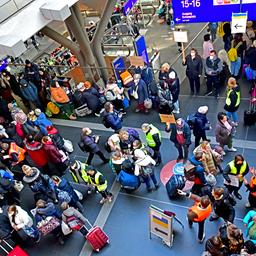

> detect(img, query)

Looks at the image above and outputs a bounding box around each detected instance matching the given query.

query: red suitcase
[85,220,109,252]
[0,240,29,256]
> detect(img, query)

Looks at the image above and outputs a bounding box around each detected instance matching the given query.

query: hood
[24,140,42,151]
[197,106,208,114]
[23,167,40,183]
[134,149,153,166]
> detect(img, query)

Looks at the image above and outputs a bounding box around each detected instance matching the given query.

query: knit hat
[14,111,27,124]
[34,109,41,116]
[198,106,208,114]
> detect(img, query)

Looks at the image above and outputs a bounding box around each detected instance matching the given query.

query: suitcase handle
[0,239,14,254]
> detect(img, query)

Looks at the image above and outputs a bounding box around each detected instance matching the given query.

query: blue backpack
[127,128,140,140]
[117,171,140,190]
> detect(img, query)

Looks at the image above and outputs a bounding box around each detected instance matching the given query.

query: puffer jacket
[19,79,39,102]
[193,112,210,137]
[35,113,52,135]
[215,119,235,146]
[8,206,33,229]
[81,134,100,153]
[62,207,87,229]
[24,140,48,167]
[157,85,173,107]
[55,178,79,203]
[50,86,69,104]
[243,210,256,244]
[134,149,156,176]
[169,120,191,145]
[42,141,62,164]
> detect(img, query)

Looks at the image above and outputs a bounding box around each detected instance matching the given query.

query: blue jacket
[136,79,149,104]
[19,79,39,102]
[189,156,207,185]
[35,113,52,135]
[35,202,61,223]
[55,178,79,203]
[81,134,100,153]
[243,210,256,244]
[104,111,122,131]
[193,112,210,137]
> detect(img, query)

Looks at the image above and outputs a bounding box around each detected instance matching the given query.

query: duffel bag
[117,170,140,190]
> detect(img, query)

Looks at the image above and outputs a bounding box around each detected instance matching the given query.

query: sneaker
[135,108,141,113]
[222,151,226,156]
[216,94,220,100]
[100,108,105,114]
[227,147,237,152]
[172,109,180,114]
[147,188,153,193]
[198,233,205,243]
[245,202,251,208]
[204,91,213,96]
[155,184,160,190]
[100,198,108,204]
[69,114,77,120]
[234,192,242,200]
[94,113,101,117]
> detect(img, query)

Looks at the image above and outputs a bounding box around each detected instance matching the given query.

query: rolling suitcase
[0,239,28,256]
[166,174,186,199]
[85,219,109,252]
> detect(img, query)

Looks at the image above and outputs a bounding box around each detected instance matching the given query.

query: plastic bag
[63,139,73,153]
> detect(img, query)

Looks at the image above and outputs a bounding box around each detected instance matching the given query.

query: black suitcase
[244,102,256,126]
[166,174,185,199]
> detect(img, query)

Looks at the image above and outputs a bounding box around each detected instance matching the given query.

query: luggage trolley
[149,205,183,247]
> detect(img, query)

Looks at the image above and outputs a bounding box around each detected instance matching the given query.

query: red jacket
[43,141,62,164]
[24,140,48,167]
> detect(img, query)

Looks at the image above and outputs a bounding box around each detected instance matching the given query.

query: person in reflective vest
[141,123,162,165]
[0,142,26,168]
[178,190,212,243]
[244,167,256,209]
[86,167,113,204]
[223,154,249,200]
[224,77,240,126]
[69,160,89,184]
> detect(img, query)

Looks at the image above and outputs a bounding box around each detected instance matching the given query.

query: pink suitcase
[0,240,29,256]
[85,220,109,252]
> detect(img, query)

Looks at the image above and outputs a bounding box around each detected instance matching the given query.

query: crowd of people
[0,20,256,255]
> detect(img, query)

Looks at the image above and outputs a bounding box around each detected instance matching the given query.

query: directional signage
[173,0,256,23]
[123,0,137,16]
[231,12,248,33]
[134,35,149,64]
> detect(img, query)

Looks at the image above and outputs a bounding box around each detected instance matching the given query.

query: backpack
[47,102,60,115]
[117,170,140,190]
[228,41,242,62]
[105,90,116,101]
[141,164,154,176]
[127,128,140,140]
[166,174,186,199]
[183,161,196,181]
[186,114,197,129]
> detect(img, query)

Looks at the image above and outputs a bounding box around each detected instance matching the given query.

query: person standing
[168,71,180,114]
[224,77,240,126]
[192,106,211,148]
[202,34,214,61]
[141,123,162,166]
[134,74,149,113]
[223,154,249,200]
[168,118,191,163]
[208,22,218,42]
[80,127,109,165]
[243,167,256,209]
[245,40,256,89]
[215,112,237,152]
[178,190,212,243]
[205,50,223,99]
[183,48,203,95]
[24,59,41,90]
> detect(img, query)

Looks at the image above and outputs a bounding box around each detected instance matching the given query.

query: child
[244,167,256,208]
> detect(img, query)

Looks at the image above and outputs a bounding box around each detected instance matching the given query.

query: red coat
[42,141,62,164]
[24,140,48,167]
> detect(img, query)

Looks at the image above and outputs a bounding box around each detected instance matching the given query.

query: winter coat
[193,145,218,175]
[157,85,173,114]
[246,46,256,70]
[0,210,13,239]
[189,156,207,185]
[62,207,87,229]
[183,55,203,79]
[43,141,62,164]
[35,113,52,135]
[169,78,180,103]
[224,85,240,113]
[215,119,235,146]
[55,178,79,203]
[24,140,48,167]
[106,83,123,100]
[193,112,210,137]
[169,121,191,145]
[49,132,65,150]
[103,111,122,131]
[35,202,61,223]
[5,124,24,147]
[203,41,214,59]
[81,134,100,153]
[19,79,39,102]
[50,86,69,104]
[24,63,40,85]
[8,206,33,229]
[205,56,223,76]
[134,149,156,176]
[81,87,101,112]
[141,66,154,85]
[136,79,149,104]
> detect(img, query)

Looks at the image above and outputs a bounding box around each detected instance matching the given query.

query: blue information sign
[123,0,137,16]
[112,56,126,80]
[173,0,256,23]
[134,35,149,64]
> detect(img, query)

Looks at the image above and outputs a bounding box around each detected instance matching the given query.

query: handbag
[144,98,152,109]
[122,97,130,109]
[63,139,73,153]
[37,217,60,236]
[14,180,24,192]
[61,221,72,235]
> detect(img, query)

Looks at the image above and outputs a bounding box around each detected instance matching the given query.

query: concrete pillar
[65,6,100,81]
[91,0,117,82]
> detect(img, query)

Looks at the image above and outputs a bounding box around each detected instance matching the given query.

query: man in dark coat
[81,127,109,165]
[24,60,41,91]
[169,118,191,162]
[103,102,123,132]
[134,74,149,113]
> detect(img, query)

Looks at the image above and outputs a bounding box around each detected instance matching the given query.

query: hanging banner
[231,12,248,33]
[134,35,149,64]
